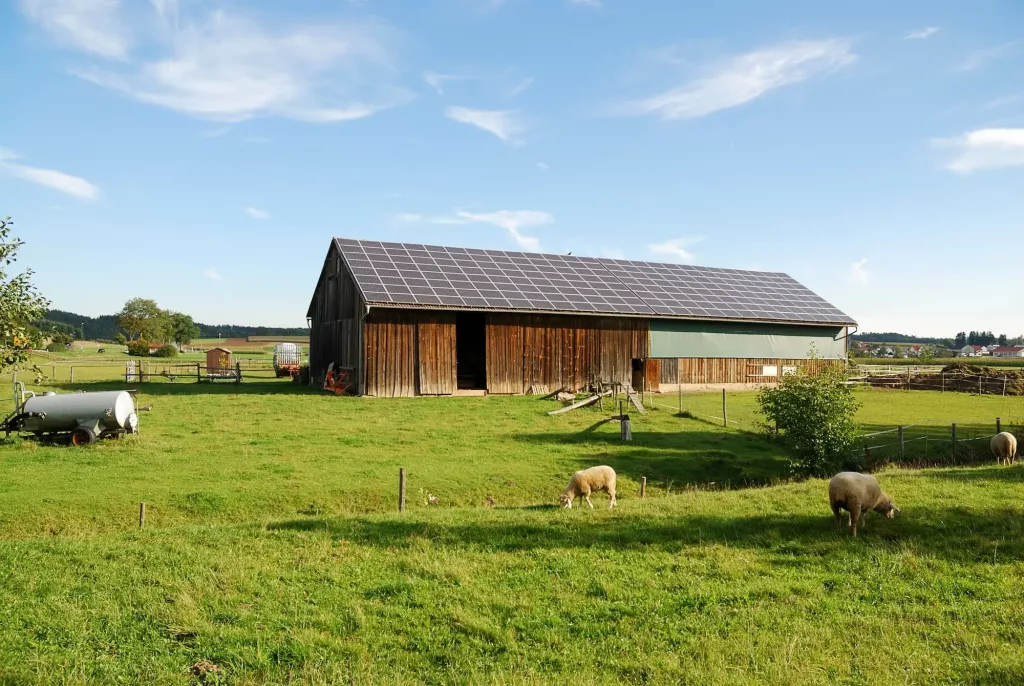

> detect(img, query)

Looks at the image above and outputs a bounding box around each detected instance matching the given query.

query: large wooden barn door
[418,314,457,395]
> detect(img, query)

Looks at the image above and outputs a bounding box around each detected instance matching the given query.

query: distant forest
[43,309,308,341]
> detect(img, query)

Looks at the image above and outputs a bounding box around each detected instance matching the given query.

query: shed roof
[319,238,855,327]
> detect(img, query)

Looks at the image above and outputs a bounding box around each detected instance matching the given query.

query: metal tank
[5,386,139,446]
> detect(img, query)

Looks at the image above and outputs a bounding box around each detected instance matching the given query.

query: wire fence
[853,370,1024,396]
[644,389,1021,469]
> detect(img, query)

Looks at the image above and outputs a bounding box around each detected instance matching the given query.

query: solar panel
[332,238,854,325]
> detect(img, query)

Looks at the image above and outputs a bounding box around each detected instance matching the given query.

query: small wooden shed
[207,347,232,373]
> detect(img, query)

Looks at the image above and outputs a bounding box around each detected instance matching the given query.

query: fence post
[640,476,647,498]
[865,446,871,465]
[678,384,682,414]
[997,417,1002,434]
[1003,377,1007,397]
[907,367,911,390]
[978,375,982,395]
[70,367,74,384]
[52,364,56,380]
[951,422,957,448]
[722,389,728,427]
[621,413,632,442]
[235,362,242,383]
[197,362,201,383]
[139,502,146,528]
[941,372,945,393]
[898,426,904,457]
[399,468,406,513]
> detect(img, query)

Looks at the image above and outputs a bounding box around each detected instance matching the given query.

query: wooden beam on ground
[547,390,611,415]
[626,390,647,415]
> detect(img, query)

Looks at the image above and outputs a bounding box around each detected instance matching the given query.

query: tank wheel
[70,427,97,447]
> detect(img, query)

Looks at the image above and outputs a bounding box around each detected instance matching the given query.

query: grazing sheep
[991,431,1018,466]
[828,472,899,538]
[560,465,617,510]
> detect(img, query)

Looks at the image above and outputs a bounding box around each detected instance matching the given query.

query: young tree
[170,312,200,348]
[954,332,967,348]
[999,333,1008,347]
[116,298,171,342]
[0,217,49,372]
[757,359,860,477]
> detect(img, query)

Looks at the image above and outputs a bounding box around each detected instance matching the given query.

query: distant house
[958,345,985,357]
[992,346,1024,358]
[907,345,923,357]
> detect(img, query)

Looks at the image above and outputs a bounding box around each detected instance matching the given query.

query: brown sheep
[828,472,899,538]
[991,432,1018,466]
[560,465,617,509]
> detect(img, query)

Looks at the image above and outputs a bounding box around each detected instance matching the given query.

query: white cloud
[20,0,130,59]
[621,39,855,120]
[423,71,476,95]
[507,77,534,98]
[203,267,225,281]
[0,147,100,200]
[934,128,1024,173]
[849,258,869,284]
[456,210,551,250]
[30,3,409,123]
[648,237,702,262]
[537,162,550,170]
[401,209,552,250]
[955,43,1018,73]
[445,106,525,143]
[244,206,269,220]
[905,27,941,40]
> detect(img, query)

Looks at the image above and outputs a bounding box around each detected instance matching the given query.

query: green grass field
[2,381,1024,683]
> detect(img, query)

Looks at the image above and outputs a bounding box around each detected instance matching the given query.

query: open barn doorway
[456,312,486,390]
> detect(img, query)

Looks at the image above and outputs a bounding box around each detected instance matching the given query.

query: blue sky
[2,0,1022,335]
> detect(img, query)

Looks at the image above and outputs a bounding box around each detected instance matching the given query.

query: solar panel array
[335,238,855,325]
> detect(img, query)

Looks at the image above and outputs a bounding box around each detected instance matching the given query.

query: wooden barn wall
[665,357,842,385]
[362,309,457,397]
[486,314,648,394]
[309,246,361,388]
[363,309,418,397]
[417,313,457,395]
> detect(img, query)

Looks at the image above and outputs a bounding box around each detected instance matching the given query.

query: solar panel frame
[333,238,855,325]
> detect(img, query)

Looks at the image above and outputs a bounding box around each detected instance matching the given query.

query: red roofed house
[992,346,1024,358]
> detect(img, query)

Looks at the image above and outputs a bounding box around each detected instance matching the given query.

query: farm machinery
[2,382,139,446]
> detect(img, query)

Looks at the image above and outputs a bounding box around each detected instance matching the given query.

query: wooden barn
[306,238,856,397]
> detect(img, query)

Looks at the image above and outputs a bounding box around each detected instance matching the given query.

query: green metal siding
[649,320,847,359]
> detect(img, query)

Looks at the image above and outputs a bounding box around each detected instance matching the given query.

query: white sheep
[828,472,899,538]
[560,465,617,509]
[991,432,1018,466]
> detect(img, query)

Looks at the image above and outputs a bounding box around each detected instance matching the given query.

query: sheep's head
[559,493,572,508]
[879,494,899,519]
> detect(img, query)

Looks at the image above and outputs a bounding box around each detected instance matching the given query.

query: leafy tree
[153,343,178,358]
[170,312,200,348]
[116,298,172,342]
[114,333,127,345]
[126,339,152,357]
[0,217,49,372]
[757,358,860,477]
[999,334,1008,347]
[954,332,967,348]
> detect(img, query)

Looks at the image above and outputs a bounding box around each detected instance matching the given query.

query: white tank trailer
[3,383,139,446]
[273,342,303,378]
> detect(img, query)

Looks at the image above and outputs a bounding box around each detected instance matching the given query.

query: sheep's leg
[849,503,862,538]
[831,503,843,532]
[585,494,594,509]
[608,492,616,509]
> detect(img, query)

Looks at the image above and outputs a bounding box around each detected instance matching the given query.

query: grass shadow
[515,429,791,487]
[49,381,320,396]
[267,506,1024,562]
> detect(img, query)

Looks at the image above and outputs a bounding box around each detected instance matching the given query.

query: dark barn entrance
[456,312,486,389]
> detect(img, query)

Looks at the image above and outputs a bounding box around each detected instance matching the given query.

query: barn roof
[324,238,855,326]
